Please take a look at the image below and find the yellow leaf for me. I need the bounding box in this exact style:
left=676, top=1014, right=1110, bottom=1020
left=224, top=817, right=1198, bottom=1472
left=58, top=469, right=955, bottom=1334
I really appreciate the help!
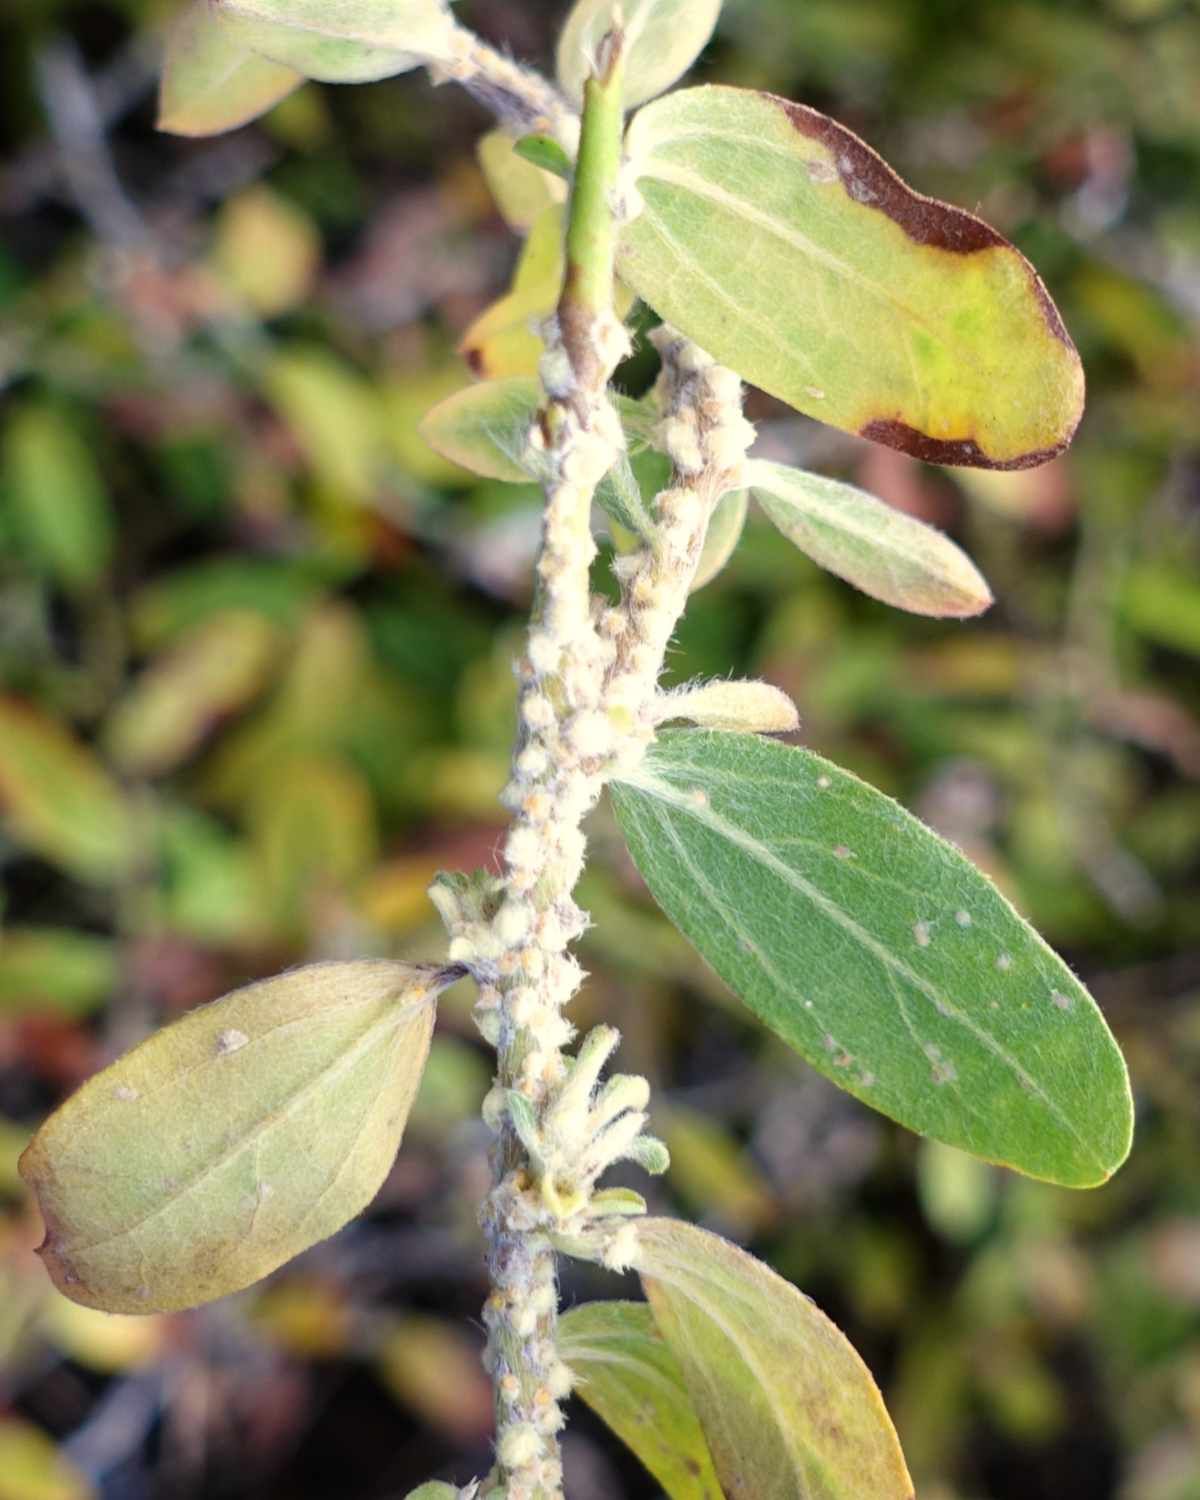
left=460, top=205, right=565, bottom=379
left=213, top=187, right=320, bottom=317
left=0, top=1419, right=91, bottom=1500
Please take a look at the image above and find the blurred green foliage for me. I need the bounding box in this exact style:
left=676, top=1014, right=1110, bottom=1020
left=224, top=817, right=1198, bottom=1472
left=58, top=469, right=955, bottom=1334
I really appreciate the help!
left=0, top=1, right=1197, bottom=1497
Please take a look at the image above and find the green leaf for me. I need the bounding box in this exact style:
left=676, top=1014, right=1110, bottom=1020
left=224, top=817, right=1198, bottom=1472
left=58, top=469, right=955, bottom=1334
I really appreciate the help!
left=611, top=731, right=1133, bottom=1187
left=401, top=1486, right=459, bottom=1500
left=219, top=0, right=455, bottom=80
left=157, top=0, right=302, bottom=137
left=618, top=87, right=1084, bottom=469
left=1121, top=563, right=1200, bottom=657
left=0, top=929, right=117, bottom=1019
left=558, top=1300, right=723, bottom=1500
left=513, top=133, right=573, bottom=183
left=478, top=131, right=567, bottom=232
left=419, top=377, right=548, bottom=484
left=263, top=347, right=385, bottom=501
left=419, top=377, right=657, bottom=487
left=20, top=960, right=459, bottom=1313
left=557, top=0, right=722, bottom=109
left=634, top=1218, right=914, bottom=1500
left=692, top=487, right=747, bottom=591
left=747, top=459, right=992, bottom=617
left=104, top=610, right=281, bottom=777
left=3, top=402, right=114, bottom=591
left=248, top=752, right=378, bottom=933
left=0, top=698, right=135, bottom=884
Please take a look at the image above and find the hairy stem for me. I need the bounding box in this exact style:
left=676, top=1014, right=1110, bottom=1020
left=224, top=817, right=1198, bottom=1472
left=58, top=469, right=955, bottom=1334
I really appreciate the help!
left=432, top=34, right=755, bottom=1500
left=438, top=22, right=579, bottom=151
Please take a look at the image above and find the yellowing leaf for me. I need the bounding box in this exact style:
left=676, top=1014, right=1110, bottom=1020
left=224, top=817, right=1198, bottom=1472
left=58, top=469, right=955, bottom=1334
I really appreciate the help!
left=157, top=0, right=302, bottom=137
left=0, top=1418, right=92, bottom=1500
left=748, top=459, right=992, bottom=617
left=420, top=376, right=655, bottom=485
left=104, top=610, right=281, bottom=777
left=402, top=1487, right=458, bottom=1500
left=557, top=0, right=722, bottom=109
left=376, top=1314, right=492, bottom=1441
left=20, top=960, right=459, bottom=1313
left=213, top=186, right=320, bottom=316
left=0, top=698, right=135, bottom=884
left=618, top=87, right=1084, bottom=469
left=558, top=1301, right=723, bottom=1500
left=460, top=205, right=565, bottom=379
left=635, top=1218, right=914, bottom=1500
left=41, top=1295, right=167, bottom=1373
left=478, top=130, right=567, bottom=232
left=263, top=348, right=385, bottom=501
left=3, top=403, right=114, bottom=591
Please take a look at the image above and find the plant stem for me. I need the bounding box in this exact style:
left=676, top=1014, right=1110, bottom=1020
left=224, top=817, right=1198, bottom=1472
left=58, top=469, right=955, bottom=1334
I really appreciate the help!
left=439, top=22, right=579, bottom=151
left=432, top=33, right=756, bottom=1500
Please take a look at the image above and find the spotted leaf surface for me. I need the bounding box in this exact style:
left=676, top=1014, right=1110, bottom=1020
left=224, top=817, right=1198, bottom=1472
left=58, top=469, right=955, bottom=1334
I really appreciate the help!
left=618, top=86, right=1084, bottom=469
left=611, top=731, right=1132, bottom=1186
left=635, top=1219, right=913, bottom=1500
left=20, top=961, right=457, bottom=1313
left=559, top=1301, right=723, bottom=1500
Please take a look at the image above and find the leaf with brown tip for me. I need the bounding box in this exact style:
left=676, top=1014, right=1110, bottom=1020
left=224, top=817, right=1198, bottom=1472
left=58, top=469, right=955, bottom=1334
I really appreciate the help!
left=618, top=86, right=1084, bottom=469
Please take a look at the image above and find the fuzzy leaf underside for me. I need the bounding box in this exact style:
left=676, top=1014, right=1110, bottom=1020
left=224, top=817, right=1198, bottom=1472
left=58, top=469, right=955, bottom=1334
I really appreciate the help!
left=557, top=0, right=722, bottom=109
left=19, top=961, right=448, bottom=1312
left=747, top=459, right=992, bottom=617
left=636, top=1219, right=914, bottom=1499
left=611, top=731, right=1133, bottom=1187
left=617, top=86, right=1085, bottom=469
left=558, top=1301, right=723, bottom=1500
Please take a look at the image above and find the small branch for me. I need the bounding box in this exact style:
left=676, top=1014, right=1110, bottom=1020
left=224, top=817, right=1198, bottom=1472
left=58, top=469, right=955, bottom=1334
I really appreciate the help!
left=33, top=37, right=150, bottom=250
left=430, top=22, right=756, bottom=1495
left=436, top=24, right=579, bottom=152
left=603, top=327, right=757, bottom=727
left=440, top=38, right=631, bottom=1500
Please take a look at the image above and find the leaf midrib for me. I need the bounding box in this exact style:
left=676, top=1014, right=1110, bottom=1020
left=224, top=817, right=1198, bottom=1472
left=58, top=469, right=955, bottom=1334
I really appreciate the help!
left=63, top=997, right=428, bottom=1257
left=619, top=761, right=1097, bottom=1170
